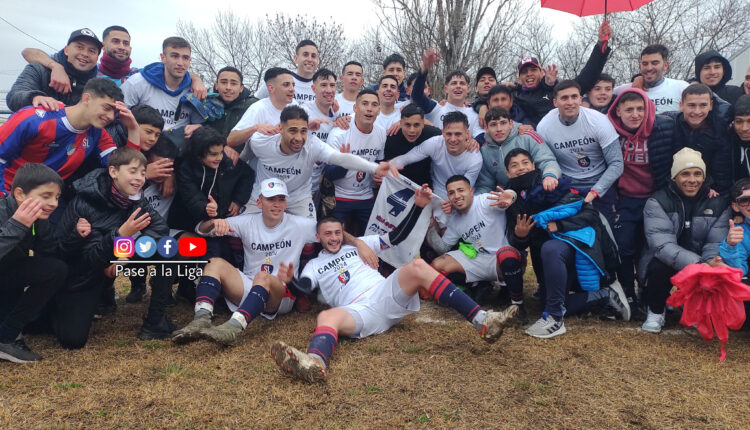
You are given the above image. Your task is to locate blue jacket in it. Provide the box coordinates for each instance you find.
[719,218,750,276]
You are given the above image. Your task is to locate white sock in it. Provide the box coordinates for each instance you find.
[471,310,487,330]
[194,302,213,315]
[231,312,248,329]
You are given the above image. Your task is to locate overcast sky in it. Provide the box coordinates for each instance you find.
[0,0,579,90]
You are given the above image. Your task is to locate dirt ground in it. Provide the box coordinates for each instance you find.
[2,270,750,430]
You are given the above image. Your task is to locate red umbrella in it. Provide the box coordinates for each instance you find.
[541,0,656,51]
[540,0,654,17]
[667,264,750,361]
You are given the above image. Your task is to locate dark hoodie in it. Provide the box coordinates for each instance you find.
[7,50,98,112]
[694,50,743,105]
[56,168,168,291]
[206,87,259,137]
[606,88,675,197]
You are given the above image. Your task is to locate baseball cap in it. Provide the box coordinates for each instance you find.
[260,178,288,198]
[475,66,497,83]
[68,28,103,50]
[517,56,541,72]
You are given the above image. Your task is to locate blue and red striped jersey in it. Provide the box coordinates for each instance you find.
[0,106,132,193]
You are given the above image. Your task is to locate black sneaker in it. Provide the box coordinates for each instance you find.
[0,339,42,363]
[513,303,529,325]
[138,315,179,340]
[125,280,147,303]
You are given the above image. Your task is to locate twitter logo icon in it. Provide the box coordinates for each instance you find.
[135,236,157,258]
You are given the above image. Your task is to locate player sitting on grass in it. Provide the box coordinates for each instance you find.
[270,184,519,383]
[0,164,67,363]
[426,175,525,313]
[172,178,381,346]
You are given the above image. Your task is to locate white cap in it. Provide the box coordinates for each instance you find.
[260,178,288,198]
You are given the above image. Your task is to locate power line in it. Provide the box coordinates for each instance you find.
[0,15,56,51]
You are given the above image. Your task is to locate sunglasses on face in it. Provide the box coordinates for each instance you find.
[735,196,750,207]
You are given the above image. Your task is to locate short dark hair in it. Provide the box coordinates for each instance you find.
[317,216,343,230]
[356,88,379,100]
[102,26,129,40]
[217,66,243,84]
[280,105,309,123]
[504,148,532,169]
[594,73,616,87]
[552,80,582,99]
[735,94,750,117]
[378,75,399,87]
[342,61,363,75]
[146,135,178,160]
[442,111,469,128]
[312,68,336,83]
[383,53,405,70]
[641,44,669,61]
[446,175,471,188]
[731,178,750,202]
[186,126,225,161]
[296,39,318,54]
[485,107,511,123]
[616,91,645,107]
[162,36,191,52]
[488,84,513,99]
[10,163,63,195]
[681,83,713,101]
[83,78,123,102]
[131,104,164,130]
[108,146,147,169]
[264,67,293,83]
[400,103,425,119]
[444,71,470,86]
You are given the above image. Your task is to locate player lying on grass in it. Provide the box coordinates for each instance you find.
[270,184,519,383]
[172,178,382,346]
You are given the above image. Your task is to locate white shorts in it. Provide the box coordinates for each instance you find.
[340,268,420,338]
[226,268,295,320]
[243,196,316,219]
[446,250,499,283]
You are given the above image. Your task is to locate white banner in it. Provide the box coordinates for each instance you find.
[366,176,441,267]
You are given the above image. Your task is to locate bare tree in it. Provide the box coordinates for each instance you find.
[346,27,395,85]
[264,14,350,76]
[374,0,533,98]
[556,0,750,85]
[177,11,277,92]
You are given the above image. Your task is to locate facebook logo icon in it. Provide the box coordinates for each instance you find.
[157,236,178,258]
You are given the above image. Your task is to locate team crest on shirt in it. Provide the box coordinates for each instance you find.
[35,109,46,118]
[261,257,273,273]
[356,171,366,182]
[576,153,590,167]
[338,269,350,284]
[66,143,76,156]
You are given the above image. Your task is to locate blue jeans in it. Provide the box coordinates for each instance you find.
[613,195,648,300]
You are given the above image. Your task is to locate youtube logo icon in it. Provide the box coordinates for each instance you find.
[178,237,207,257]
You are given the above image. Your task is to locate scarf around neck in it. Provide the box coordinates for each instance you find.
[98,51,133,79]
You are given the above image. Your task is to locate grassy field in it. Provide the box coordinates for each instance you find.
[2,271,750,429]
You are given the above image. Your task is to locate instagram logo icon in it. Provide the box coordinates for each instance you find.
[114,237,135,258]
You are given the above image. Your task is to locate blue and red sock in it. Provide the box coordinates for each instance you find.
[235,285,270,324]
[306,326,338,367]
[428,274,481,322]
[497,246,525,303]
[195,276,222,310]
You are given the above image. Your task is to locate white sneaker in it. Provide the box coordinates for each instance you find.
[525,315,566,338]
[641,309,665,333]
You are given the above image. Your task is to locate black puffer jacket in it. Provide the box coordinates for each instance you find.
[56,168,168,291]
[694,50,744,105]
[169,154,254,231]
[0,195,58,270]
[7,50,97,112]
[730,128,750,183]
[515,42,611,126]
[206,88,259,137]
[664,95,734,195]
